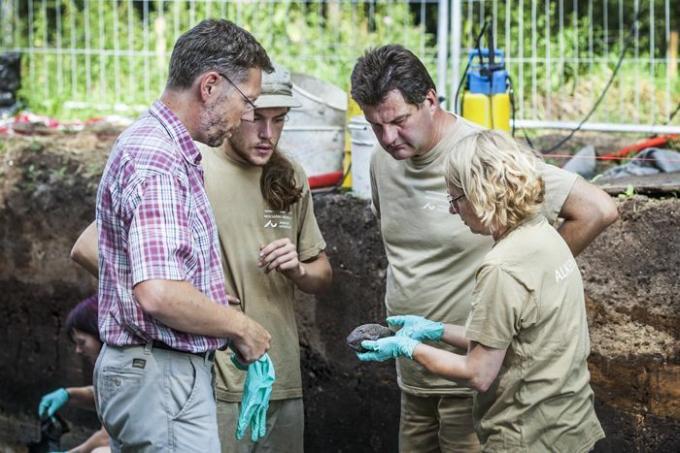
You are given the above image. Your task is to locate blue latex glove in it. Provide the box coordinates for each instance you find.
[387,315,444,342]
[232,353,276,442]
[357,336,420,362]
[38,388,69,419]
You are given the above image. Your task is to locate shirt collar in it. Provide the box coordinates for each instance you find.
[149,100,202,166]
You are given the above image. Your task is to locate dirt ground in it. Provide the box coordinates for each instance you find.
[0,131,678,452]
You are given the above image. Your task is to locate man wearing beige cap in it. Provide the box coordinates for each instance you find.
[200,63,332,452]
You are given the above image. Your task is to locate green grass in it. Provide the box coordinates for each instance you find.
[4,0,679,125]
[12,0,436,120]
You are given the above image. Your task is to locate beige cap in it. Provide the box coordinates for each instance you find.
[255,63,302,109]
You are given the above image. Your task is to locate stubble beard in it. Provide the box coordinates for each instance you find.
[201,95,235,147]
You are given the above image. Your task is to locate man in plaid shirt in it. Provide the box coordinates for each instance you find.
[93,20,273,452]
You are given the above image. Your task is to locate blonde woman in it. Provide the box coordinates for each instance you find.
[358,130,605,452]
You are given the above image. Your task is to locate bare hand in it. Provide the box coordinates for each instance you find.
[257,238,306,279]
[231,314,271,363]
[226,294,241,306]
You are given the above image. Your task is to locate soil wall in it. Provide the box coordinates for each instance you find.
[0,134,678,452]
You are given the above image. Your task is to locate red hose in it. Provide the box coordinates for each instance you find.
[600,134,679,161]
[308,171,343,189]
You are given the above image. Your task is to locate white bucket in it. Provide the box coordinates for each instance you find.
[278,73,346,186]
[348,116,378,199]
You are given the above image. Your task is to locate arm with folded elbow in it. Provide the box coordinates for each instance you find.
[412,340,507,393]
[358,321,506,392]
[558,178,619,257]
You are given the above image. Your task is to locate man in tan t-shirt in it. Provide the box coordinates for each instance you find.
[199,63,332,452]
[350,45,617,452]
[70,64,332,453]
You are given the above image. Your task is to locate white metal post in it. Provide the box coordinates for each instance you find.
[437,0,449,109]
[450,0,463,113]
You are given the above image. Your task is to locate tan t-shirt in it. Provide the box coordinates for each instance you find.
[369,114,578,395]
[200,144,326,402]
[466,215,604,452]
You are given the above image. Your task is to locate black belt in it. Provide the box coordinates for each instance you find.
[151,340,215,361]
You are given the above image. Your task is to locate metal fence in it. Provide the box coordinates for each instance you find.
[453,0,680,134]
[1,0,679,133]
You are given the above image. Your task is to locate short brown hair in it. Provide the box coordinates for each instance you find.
[167,19,273,89]
[351,44,436,107]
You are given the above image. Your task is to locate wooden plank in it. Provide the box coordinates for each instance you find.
[595,173,680,195]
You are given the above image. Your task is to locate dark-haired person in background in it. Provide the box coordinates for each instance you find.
[38,295,111,453]
[350,44,617,452]
[198,63,332,453]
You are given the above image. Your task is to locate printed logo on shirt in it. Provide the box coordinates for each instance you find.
[264,210,292,229]
[421,191,449,213]
[555,257,577,283]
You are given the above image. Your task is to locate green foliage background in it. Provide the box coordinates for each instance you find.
[3,0,436,119]
[1,0,678,124]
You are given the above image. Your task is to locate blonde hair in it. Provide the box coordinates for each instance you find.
[444,129,545,233]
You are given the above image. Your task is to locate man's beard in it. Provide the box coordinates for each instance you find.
[201,95,233,147]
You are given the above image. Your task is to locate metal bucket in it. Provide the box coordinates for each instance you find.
[348,116,378,199]
[278,73,346,187]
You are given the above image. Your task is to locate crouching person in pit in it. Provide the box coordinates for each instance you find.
[358,130,605,453]
[38,295,110,453]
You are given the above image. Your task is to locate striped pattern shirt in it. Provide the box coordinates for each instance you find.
[96,100,228,352]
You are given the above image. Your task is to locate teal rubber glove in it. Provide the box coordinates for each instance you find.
[357,336,420,362]
[38,388,69,419]
[387,315,444,342]
[232,353,276,442]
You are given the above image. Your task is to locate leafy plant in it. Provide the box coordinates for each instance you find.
[10,0,436,119]
[618,184,637,199]
[2,0,678,125]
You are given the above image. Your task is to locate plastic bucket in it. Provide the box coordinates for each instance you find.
[348,116,378,199]
[278,73,346,188]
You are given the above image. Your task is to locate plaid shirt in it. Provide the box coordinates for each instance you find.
[96,100,228,352]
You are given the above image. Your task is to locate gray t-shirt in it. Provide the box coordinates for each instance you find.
[369,114,578,395]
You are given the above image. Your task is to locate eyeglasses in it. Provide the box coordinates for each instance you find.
[217,71,257,112]
[447,193,465,209]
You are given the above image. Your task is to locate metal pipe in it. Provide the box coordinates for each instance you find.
[437,0,449,108]
[514,120,680,135]
[450,0,463,112]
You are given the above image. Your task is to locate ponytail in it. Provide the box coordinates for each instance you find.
[260,150,303,211]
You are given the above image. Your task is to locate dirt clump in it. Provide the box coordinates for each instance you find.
[346,323,394,352]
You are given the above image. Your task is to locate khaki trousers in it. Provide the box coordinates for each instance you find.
[399,391,481,453]
[217,398,304,453]
[93,343,219,453]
